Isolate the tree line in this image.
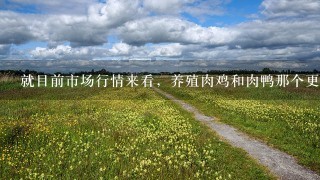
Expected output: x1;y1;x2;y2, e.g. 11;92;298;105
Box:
0;68;319;77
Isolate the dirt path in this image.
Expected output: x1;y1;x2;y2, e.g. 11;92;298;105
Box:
153;88;320;180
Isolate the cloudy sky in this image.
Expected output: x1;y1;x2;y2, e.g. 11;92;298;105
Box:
0;0;320;62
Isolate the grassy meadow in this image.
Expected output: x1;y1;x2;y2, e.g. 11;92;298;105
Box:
158;75;320;174
0;76;274;179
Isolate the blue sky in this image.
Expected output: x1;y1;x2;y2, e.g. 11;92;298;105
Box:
0;0;320;63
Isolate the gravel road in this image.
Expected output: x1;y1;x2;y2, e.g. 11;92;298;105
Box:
154;88;320;180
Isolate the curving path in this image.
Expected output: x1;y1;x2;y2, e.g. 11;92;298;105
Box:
154;88;320;180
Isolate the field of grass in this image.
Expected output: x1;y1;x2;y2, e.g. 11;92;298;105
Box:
158;75;320;174
0;79;274;179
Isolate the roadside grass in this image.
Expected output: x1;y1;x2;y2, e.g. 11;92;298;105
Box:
0;82;274;179
158;76;320;174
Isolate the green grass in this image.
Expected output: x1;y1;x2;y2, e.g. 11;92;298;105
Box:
0;80;274;179
158;76;320;174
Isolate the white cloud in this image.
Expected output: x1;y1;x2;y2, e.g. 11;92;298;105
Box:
149;43;184;57
1;0;320;61
27;42;319;61
0;12;35;44
257;61;308;69
88;0;145;27
261;0;320;18
0;11;107;46
143;0;192;14
143;0;226;18
0;0;148;47
232;19;320;49
42;15;109;47
184;0;226;18
191;45;320;60
118;17;237;46
30;45;92;60
110;43;135;55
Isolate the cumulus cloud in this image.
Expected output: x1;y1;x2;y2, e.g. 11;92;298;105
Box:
0;0;148;47
184;0;226;19
143;0;190;14
261;0;320;18
109;43;136;56
29;43;149;60
0;12;35;45
88;0;145;28
30;45;93;60
118;17;237;46
0;12;110;47
231;19;320;49
39;0;147;47
149;43;185;57
190;45;320;60
0;0;320;61
143;0;226;18
27;42;320;61
42;15;109;47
